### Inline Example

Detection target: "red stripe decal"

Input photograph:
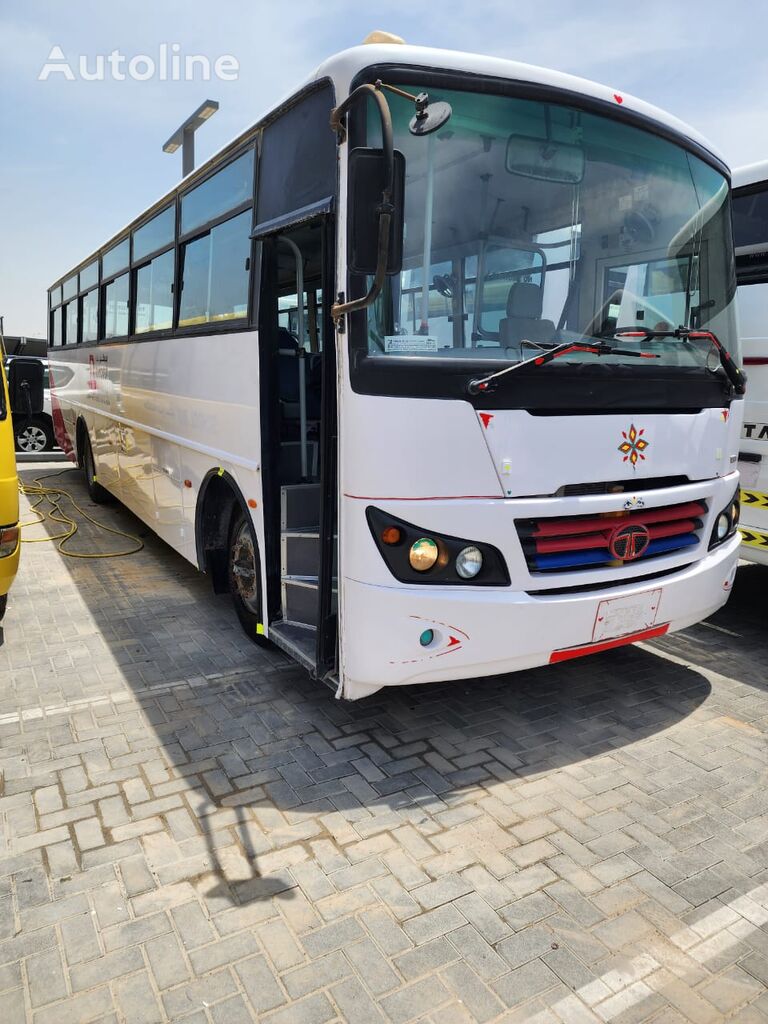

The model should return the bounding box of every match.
[344,494,501,501]
[744,357,768,366]
[549,623,669,664]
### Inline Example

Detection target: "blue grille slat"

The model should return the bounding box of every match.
[531,532,699,571]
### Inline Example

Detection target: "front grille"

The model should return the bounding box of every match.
[517,499,707,574]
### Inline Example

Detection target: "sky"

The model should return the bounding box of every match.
[1,0,765,337]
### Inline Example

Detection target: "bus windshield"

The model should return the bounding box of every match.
[363,85,738,371]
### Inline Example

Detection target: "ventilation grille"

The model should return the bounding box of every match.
[517,500,707,574]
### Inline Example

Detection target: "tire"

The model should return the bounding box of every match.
[0,594,7,622]
[15,416,53,453]
[82,431,110,504]
[227,508,271,647]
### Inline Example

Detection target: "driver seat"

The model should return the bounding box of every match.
[499,282,555,356]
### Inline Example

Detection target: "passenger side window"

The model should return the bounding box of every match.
[135,250,174,333]
[178,210,251,327]
[104,273,129,339]
[82,289,99,343]
[65,300,78,345]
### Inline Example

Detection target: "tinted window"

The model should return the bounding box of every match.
[104,273,129,338]
[257,85,336,227]
[135,250,174,333]
[178,210,250,327]
[82,289,99,343]
[80,260,99,291]
[733,187,768,250]
[65,300,79,345]
[51,285,62,307]
[133,206,175,262]
[63,275,78,301]
[103,238,130,279]
[181,150,254,236]
[51,307,62,346]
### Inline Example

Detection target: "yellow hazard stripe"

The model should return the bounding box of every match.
[740,488,768,510]
[739,525,768,549]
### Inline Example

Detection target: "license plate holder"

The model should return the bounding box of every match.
[592,588,662,642]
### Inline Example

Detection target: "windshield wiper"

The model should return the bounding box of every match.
[614,327,747,395]
[466,340,659,396]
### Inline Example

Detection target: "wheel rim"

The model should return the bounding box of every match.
[18,426,46,452]
[231,521,260,614]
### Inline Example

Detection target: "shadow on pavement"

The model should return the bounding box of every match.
[12,463,715,909]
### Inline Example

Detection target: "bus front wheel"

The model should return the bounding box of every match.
[0,594,7,622]
[228,509,270,647]
[82,432,110,504]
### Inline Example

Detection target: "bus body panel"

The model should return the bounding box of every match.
[50,331,264,571]
[732,164,768,564]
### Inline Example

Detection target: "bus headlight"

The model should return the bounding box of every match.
[456,545,483,579]
[366,507,509,586]
[709,489,740,549]
[409,538,439,572]
[0,527,19,558]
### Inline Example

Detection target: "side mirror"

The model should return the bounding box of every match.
[8,357,45,416]
[348,147,405,276]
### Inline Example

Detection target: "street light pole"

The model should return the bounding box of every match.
[163,100,219,176]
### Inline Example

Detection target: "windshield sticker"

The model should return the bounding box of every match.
[384,335,439,354]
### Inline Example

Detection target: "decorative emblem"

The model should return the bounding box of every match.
[609,523,651,561]
[623,496,645,511]
[618,424,649,467]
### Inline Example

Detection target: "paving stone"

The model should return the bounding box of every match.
[188,931,260,974]
[70,946,144,992]
[32,985,114,1024]
[257,918,305,971]
[380,975,452,1024]
[145,930,190,989]
[497,925,557,969]
[170,899,216,949]
[27,947,67,1007]
[283,950,349,998]
[73,818,104,851]
[162,970,239,1018]
[440,961,505,1022]
[331,977,387,1024]
[210,993,256,1024]
[60,911,102,965]
[345,936,400,993]
[302,916,364,958]
[113,971,163,1024]
[236,954,287,1013]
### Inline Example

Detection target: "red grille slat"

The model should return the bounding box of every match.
[533,516,701,554]
[531,501,707,539]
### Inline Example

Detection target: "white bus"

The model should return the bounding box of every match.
[732,162,768,565]
[48,37,745,700]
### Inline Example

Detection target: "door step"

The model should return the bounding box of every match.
[281,482,321,531]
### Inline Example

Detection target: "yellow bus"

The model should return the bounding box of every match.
[0,359,20,620]
[0,356,45,619]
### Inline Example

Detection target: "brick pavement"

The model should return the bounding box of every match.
[0,462,766,1023]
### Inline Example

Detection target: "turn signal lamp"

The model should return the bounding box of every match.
[381,526,402,545]
[409,537,439,571]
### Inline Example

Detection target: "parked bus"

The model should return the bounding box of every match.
[732,162,768,565]
[48,37,745,699]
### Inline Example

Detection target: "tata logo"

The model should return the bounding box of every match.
[623,496,645,511]
[609,523,651,561]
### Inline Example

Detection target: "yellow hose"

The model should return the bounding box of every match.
[19,469,144,558]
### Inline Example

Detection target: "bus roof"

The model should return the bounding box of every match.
[732,160,768,190]
[50,41,728,290]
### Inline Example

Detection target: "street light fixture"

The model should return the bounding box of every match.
[163,100,219,177]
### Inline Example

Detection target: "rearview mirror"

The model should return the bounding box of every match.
[506,135,584,185]
[348,147,405,276]
[8,357,45,416]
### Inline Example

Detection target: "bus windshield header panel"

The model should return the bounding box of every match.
[350,80,738,410]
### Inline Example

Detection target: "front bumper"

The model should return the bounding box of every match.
[339,532,739,698]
